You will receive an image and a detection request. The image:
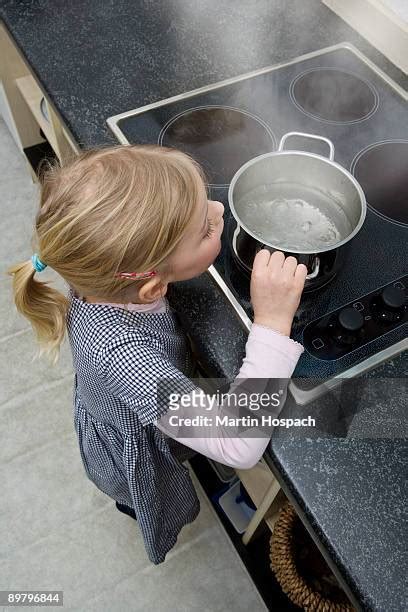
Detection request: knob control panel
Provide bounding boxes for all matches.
[303,275,407,360]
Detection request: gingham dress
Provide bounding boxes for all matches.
[65,287,201,564]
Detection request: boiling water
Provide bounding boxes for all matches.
[237,183,353,251]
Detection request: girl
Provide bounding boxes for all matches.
[7,144,307,565]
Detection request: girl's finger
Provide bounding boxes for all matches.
[253,249,271,271]
[268,250,285,269]
[282,256,298,276]
[295,263,308,282]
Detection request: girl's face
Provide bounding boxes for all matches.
[166,181,225,282]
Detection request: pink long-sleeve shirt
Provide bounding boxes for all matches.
[89,296,304,468]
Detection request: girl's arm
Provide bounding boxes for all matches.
[154,323,304,469]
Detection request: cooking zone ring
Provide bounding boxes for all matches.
[350,140,408,227]
[158,105,277,188]
[289,67,379,124]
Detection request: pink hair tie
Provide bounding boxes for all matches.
[115,270,157,279]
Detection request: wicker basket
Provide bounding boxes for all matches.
[270,502,355,611]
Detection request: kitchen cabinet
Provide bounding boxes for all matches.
[235,460,286,544]
[0,22,78,179]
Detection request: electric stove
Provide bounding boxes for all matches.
[107,43,407,404]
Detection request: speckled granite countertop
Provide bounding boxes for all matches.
[1,2,407,610]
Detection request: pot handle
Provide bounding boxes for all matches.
[305,256,320,280]
[257,245,321,281]
[278,132,335,161]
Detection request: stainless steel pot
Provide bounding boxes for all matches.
[228,132,367,291]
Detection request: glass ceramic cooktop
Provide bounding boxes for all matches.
[107,43,408,404]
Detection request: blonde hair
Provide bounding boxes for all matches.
[7,144,207,366]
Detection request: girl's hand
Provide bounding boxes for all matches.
[250,249,308,336]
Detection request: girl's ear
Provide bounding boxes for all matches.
[137,276,168,303]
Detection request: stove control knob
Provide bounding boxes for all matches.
[381,285,405,309]
[372,286,406,324]
[332,307,364,346]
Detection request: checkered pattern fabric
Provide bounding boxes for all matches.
[66,287,201,564]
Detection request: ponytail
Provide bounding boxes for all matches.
[7,259,69,366]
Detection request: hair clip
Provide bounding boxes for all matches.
[114,270,157,280]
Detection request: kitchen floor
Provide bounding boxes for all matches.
[0,118,268,612]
